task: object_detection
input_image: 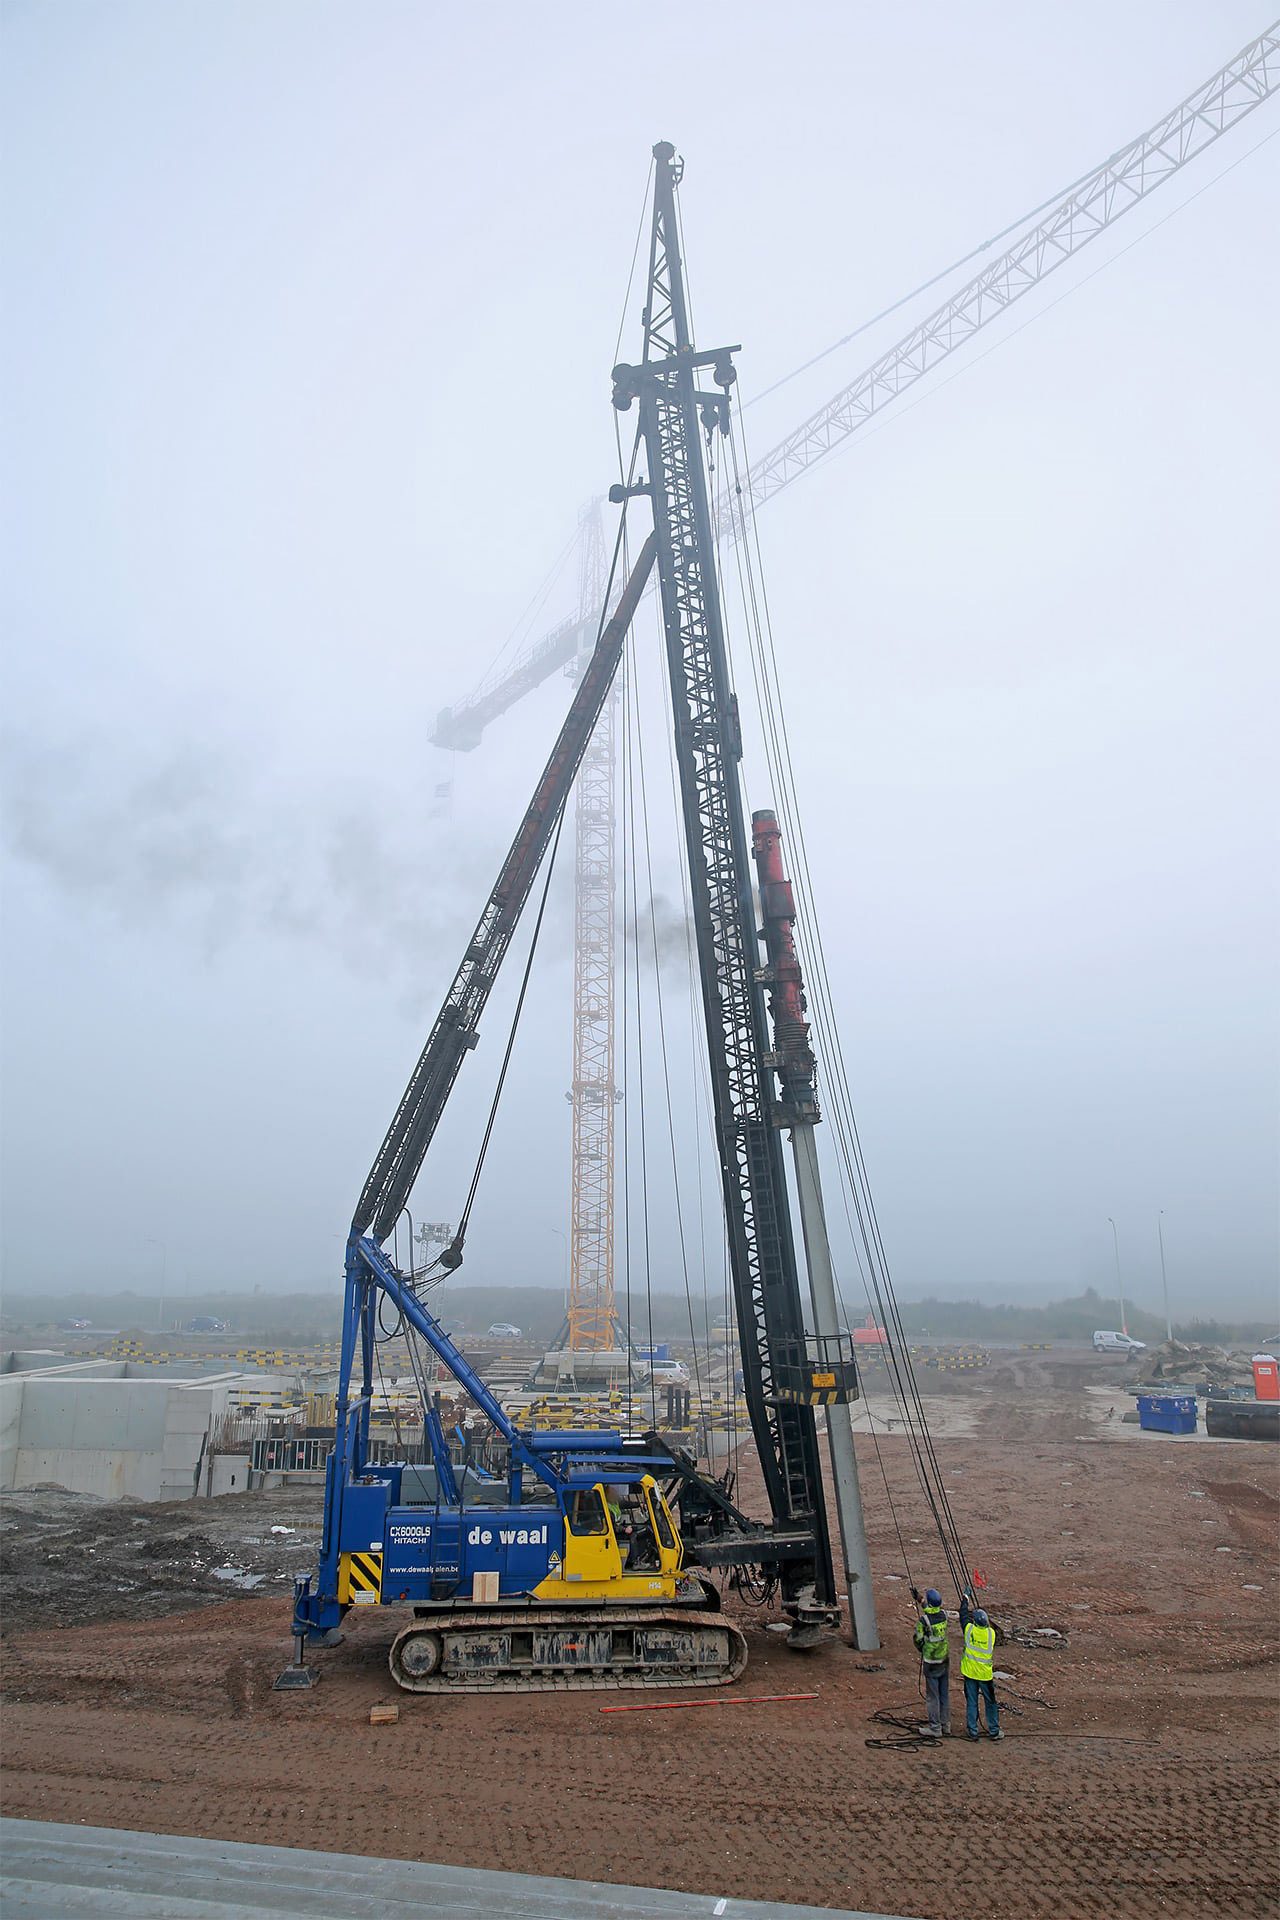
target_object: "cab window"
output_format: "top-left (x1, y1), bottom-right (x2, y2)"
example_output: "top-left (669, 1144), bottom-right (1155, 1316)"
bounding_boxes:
top-left (651, 1492), bottom-right (676, 1552)
top-left (569, 1489), bottom-right (608, 1535)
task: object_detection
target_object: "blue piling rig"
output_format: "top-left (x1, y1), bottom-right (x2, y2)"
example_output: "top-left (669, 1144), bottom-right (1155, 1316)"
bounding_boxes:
top-left (282, 141), bottom-right (843, 1692)
top-left (291, 1236), bottom-right (684, 1639)
top-left (285, 1233), bottom-right (754, 1693)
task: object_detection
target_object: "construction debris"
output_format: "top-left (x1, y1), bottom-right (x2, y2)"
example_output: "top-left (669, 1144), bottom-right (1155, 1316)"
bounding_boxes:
top-left (1135, 1340), bottom-right (1255, 1391)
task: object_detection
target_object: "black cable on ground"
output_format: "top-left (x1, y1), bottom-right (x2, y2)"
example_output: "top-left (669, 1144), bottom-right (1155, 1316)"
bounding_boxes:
top-left (865, 1705), bottom-right (939, 1750)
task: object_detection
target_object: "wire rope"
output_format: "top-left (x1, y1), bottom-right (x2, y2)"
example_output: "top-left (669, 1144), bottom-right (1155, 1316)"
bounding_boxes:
top-left (449, 802), bottom-right (568, 1258)
top-left (744, 122), bottom-right (1280, 494)
top-left (615, 157), bottom-right (657, 368)
top-left (713, 429), bottom-right (900, 1542)
top-left (745, 140), bottom-right (1148, 409)
top-left (460, 523), bottom-right (581, 710)
top-left (627, 615), bottom-right (709, 1433)
top-left (619, 627), bottom-right (636, 1435)
top-left (717, 400), bottom-right (973, 1597)
top-left (730, 425), bottom-right (969, 1595)
top-left (713, 447), bottom-right (925, 1586)
top-left (733, 441), bottom-right (972, 1588)
top-left (702, 123), bottom-right (1280, 1592)
top-left (620, 621), bottom-right (659, 1431)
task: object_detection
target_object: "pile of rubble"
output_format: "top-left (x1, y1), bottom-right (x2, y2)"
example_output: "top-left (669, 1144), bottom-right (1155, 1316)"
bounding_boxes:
top-left (1134, 1340), bottom-right (1255, 1392)
top-left (0, 1484), bottom-right (320, 1633)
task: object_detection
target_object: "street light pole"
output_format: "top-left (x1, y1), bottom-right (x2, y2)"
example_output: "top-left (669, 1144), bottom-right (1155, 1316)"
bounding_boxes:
top-left (1157, 1211), bottom-right (1173, 1344)
top-left (1107, 1217), bottom-right (1127, 1336)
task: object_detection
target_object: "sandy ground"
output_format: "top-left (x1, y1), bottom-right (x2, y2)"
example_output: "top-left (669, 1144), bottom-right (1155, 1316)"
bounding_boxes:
top-left (2, 1350), bottom-right (1277, 1919)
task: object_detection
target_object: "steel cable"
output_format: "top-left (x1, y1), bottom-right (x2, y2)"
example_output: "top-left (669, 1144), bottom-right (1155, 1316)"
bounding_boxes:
top-left (718, 405), bottom-right (973, 1597)
top-left (714, 430), bottom-right (933, 1585)
top-left (626, 615), bottom-right (710, 1430)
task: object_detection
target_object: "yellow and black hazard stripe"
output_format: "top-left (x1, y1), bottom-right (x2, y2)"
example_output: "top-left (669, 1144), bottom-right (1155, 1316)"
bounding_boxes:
top-left (770, 1386), bottom-right (852, 1405)
top-left (338, 1550), bottom-right (384, 1605)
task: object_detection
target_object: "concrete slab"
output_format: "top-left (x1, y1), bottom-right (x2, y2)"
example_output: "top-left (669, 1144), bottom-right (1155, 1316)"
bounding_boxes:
top-left (0, 1820), bottom-right (915, 1919)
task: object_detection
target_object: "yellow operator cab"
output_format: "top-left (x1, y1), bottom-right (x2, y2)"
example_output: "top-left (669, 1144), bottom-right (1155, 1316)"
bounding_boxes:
top-left (533, 1474), bottom-right (685, 1602)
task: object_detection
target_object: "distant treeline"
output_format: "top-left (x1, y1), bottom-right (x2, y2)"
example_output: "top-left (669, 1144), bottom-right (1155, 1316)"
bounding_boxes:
top-left (0, 1284), bottom-right (686, 1346)
top-left (899, 1288), bottom-right (1272, 1346)
top-left (3, 1282), bottom-right (1272, 1349)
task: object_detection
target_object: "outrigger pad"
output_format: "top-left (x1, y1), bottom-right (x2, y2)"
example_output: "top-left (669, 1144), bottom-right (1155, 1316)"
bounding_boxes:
top-left (272, 1664), bottom-right (318, 1691)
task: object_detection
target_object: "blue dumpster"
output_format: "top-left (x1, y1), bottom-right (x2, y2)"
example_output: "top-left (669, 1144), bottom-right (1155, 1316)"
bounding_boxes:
top-left (1136, 1393), bottom-right (1197, 1434)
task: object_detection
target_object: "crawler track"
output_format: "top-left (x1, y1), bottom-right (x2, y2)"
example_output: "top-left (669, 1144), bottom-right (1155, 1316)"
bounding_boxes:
top-left (387, 1605), bottom-right (748, 1692)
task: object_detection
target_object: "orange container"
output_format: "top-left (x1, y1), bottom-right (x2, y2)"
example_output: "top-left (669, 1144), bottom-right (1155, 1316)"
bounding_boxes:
top-left (1251, 1354), bottom-right (1280, 1401)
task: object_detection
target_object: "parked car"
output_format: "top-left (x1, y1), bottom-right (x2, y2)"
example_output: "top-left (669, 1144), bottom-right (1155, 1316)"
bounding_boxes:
top-left (58, 1317), bottom-right (91, 1331)
top-left (1092, 1330), bottom-right (1146, 1353)
top-left (486, 1322), bottom-right (523, 1339)
top-left (185, 1316), bottom-right (230, 1334)
top-left (645, 1357), bottom-right (691, 1387)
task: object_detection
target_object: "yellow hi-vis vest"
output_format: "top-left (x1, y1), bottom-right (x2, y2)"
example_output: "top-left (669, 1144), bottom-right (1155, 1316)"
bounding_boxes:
top-left (961, 1622), bottom-right (995, 1682)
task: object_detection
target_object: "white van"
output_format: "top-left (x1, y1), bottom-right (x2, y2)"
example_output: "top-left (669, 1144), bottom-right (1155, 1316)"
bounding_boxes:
top-left (1092, 1330), bottom-right (1146, 1354)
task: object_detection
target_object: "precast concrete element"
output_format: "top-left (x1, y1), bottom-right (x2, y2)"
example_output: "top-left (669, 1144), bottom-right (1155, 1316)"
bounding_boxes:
top-left (0, 1360), bottom-right (299, 1500)
top-left (0, 1819), bottom-right (918, 1918)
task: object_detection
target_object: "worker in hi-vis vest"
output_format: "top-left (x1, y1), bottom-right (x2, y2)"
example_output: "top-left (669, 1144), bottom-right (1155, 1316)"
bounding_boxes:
top-left (959, 1593), bottom-right (1002, 1741)
top-left (910, 1585), bottom-right (952, 1738)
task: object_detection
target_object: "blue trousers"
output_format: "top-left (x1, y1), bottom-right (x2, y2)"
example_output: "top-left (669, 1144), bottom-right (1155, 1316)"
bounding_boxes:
top-left (924, 1663), bottom-right (950, 1732)
top-left (964, 1675), bottom-right (1000, 1737)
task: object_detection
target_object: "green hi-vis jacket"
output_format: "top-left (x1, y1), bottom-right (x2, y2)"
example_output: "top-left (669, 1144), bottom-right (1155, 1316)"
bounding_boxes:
top-left (913, 1605), bottom-right (950, 1666)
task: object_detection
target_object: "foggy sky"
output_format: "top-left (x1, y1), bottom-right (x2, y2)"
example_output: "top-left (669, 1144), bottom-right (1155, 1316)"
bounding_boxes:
top-left (2, 2), bottom-right (1277, 1320)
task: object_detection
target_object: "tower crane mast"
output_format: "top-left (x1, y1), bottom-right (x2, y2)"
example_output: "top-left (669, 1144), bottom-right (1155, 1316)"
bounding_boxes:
top-left (563, 503), bottom-right (624, 1358)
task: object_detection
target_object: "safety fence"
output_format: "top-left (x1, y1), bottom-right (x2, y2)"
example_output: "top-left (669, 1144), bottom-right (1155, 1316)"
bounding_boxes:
top-left (913, 1349), bottom-right (992, 1372)
top-left (505, 1390), bottom-right (751, 1433)
top-left (93, 1340), bottom-right (342, 1368)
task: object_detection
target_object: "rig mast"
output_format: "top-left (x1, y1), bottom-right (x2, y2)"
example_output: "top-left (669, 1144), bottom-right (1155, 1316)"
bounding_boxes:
top-left (613, 142), bottom-right (838, 1624)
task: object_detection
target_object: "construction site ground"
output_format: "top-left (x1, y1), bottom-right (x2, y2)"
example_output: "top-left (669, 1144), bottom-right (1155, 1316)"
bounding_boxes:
top-left (2, 1345), bottom-right (1277, 1919)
